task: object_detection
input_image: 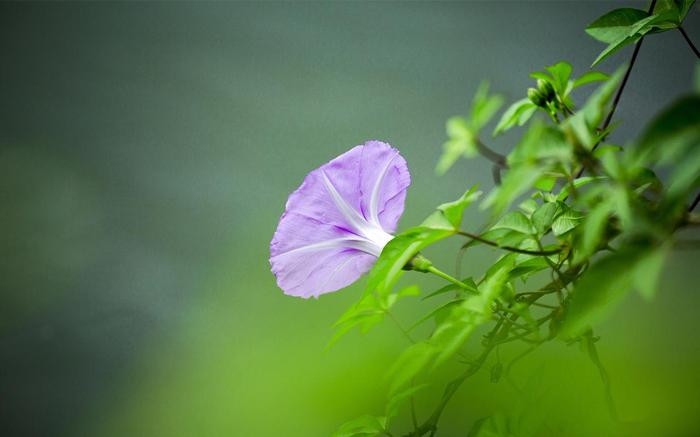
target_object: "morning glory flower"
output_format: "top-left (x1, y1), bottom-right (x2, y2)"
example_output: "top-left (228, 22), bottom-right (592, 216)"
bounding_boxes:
top-left (270, 140), bottom-right (411, 298)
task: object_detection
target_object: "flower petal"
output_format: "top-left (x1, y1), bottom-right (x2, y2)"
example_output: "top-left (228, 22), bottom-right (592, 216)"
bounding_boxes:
top-left (359, 140), bottom-right (411, 233)
top-left (270, 141), bottom-right (411, 298)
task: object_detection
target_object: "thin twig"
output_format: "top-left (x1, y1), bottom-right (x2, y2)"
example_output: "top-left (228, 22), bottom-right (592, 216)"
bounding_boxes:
top-left (678, 26), bottom-right (700, 58)
top-left (576, 0), bottom-right (656, 178)
top-left (690, 192), bottom-right (700, 212)
top-left (458, 230), bottom-right (562, 256)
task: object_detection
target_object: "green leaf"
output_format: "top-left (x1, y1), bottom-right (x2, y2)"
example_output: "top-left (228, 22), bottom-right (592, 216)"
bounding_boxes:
top-left (573, 200), bottom-right (612, 264)
top-left (638, 95), bottom-right (700, 165)
top-left (590, 13), bottom-right (660, 66)
top-left (331, 227), bottom-right (453, 346)
top-left (470, 81), bottom-right (504, 131)
top-left (531, 201), bottom-right (560, 234)
top-left (491, 211), bottom-right (534, 235)
top-left (586, 8), bottom-right (648, 43)
top-left (633, 243), bottom-right (670, 301)
top-left (365, 227), bottom-right (454, 297)
top-left (654, 0), bottom-right (697, 24)
top-left (437, 117), bottom-right (478, 175)
top-left (332, 414), bottom-right (386, 437)
top-left (385, 384), bottom-right (429, 423)
top-left (577, 66), bottom-right (625, 133)
top-left (430, 264), bottom-right (509, 367)
top-left (556, 176), bottom-right (606, 201)
top-left (386, 285), bottom-right (421, 308)
top-left (551, 203), bottom-right (584, 236)
top-left (424, 186), bottom-right (481, 230)
top-left (560, 243), bottom-right (651, 338)
top-left (572, 71), bottom-right (609, 89)
top-left (545, 61), bottom-right (573, 94)
top-left (482, 164), bottom-right (541, 216)
top-left (408, 298), bottom-right (464, 333)
top-left (508, 257), bottom-right (551, 282)
top-left (388, 341), bottom-right (436, 394)
top-left (468, 413), bottom-right (511, 437)
top-left (492, 98), bottom-right (537, 136)
top-left (508, 121), bottom-right (571, 164)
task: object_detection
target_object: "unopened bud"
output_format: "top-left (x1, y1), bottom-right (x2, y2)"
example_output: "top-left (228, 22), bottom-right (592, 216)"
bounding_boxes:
top-left (527, 88), bottom-right (546, 107)
top-left (403, 253), bottom-right (433, 272)
top-left (537, 79), bottom-right (556, 100)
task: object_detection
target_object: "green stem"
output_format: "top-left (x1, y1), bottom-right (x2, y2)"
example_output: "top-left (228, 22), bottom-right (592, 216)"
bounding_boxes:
top-left (476, 139), bottom-right (508, 168)
top-left (426, 265), bottom-right (476, 294)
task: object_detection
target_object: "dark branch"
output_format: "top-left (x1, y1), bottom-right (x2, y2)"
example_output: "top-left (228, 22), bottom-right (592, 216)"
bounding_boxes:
top-left (576, 0), bottom-right (656, 178)
top-left (679, 26), bottom-right (700, 58)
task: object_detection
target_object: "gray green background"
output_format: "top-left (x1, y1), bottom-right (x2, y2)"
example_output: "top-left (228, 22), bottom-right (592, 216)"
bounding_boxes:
top-left (1, 1), bottom-right (698, 436)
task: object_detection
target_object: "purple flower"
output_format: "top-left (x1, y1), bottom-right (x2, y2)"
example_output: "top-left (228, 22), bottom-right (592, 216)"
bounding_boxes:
top-left (270, 141), bottom-right (411, 298)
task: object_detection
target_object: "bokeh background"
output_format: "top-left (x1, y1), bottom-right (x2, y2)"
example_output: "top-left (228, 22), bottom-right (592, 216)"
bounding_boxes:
top-left (1, 1), bottom-right (698, 436)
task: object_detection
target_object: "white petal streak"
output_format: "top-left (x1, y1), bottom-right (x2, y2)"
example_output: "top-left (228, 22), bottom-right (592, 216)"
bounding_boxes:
top-left (320, 170), bottom-right (369, 235)
top-left (271, 236), bottom-right (384, 259)
top-left (368, 150), bottom-right (398, 227)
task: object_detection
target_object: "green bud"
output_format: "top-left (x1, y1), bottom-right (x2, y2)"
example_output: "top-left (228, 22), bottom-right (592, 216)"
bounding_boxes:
top-left (527, 87), bottom-right (546, 107)
top-left (537, 79), bottom-right (556, 100)
top-left (403, 253), bottom-right (433, 272)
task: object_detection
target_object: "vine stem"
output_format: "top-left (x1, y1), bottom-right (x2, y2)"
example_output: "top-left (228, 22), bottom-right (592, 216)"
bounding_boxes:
top-left (678, 26), bottom-right (700, 58)
top-left (476, 139), bottom-right (508, 168)
top-left (457, 230), bottom-right (561, 256)
top-left (404, 289), bottom-right (552, 437)
top-left (576, 0), bottom-right (656, 178)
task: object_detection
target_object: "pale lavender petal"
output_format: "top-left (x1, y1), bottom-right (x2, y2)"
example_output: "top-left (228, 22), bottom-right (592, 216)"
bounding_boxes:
top-left (270, 141), bottom-right (411, 298)
top-left (359, 140), bottom-right (411, 232)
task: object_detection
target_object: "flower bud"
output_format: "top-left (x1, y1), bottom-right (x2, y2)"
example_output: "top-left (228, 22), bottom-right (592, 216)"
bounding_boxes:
top-left (527, 87), bottom-right (546, 107)
top-left (537, 79), bottom-right (556, 100)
